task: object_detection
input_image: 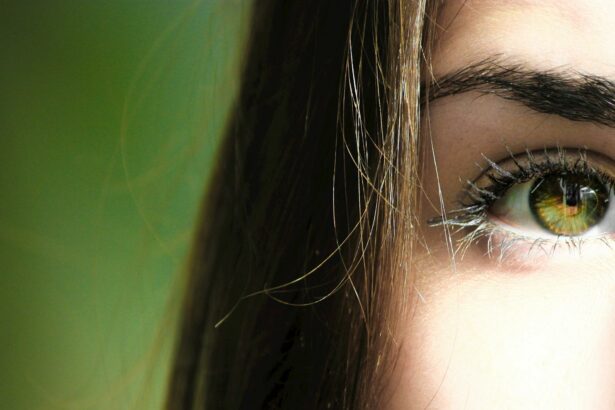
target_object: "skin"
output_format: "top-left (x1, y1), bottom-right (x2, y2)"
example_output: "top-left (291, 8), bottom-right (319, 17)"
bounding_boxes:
top-left (389, 1), bottom-right (615, 408)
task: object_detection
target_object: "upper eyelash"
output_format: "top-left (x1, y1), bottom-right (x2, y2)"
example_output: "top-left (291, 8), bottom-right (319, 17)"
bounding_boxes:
top-left (427, 147), bottom-right (615, 260)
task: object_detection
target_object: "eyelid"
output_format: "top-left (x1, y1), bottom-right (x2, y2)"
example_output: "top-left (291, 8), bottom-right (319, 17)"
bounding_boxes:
top-left (427, 147), bottom-right (615, 261)
top-left (470, 148), bottom-right (615, 200)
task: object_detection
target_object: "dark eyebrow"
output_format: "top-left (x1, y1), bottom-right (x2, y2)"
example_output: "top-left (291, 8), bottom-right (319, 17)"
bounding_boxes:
top-left (425, 58), bottom-right (615, 128)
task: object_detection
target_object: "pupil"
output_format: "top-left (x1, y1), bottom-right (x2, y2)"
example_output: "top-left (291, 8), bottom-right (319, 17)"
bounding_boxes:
top-left (529, 173), bottom-right (609, 236)
top-left (563, 183), bottom-right (580, 207)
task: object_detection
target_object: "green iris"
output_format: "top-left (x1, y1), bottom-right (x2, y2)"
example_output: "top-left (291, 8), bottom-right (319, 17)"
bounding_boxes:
top-left (529, 173), bottom-right (609, 236)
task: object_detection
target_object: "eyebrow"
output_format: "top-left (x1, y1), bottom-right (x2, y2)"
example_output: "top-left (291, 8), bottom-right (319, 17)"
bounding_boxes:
top-left (425, 58), bottom-right (615, 128)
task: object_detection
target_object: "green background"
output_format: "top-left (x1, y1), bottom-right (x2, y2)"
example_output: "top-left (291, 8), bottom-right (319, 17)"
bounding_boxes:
top-left (0, 1), bottom-right (249, 408)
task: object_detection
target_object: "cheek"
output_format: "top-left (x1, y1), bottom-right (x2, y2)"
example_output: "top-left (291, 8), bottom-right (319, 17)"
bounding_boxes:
top-left (386, 253), bottom-right (615, 409)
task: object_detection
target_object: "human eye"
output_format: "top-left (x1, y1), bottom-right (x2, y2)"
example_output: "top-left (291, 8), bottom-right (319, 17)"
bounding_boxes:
top-left (428, 148), bottom-right (615, 259)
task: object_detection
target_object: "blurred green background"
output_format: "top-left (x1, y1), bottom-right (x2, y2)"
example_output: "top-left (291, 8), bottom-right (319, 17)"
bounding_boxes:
top-left (0, 1), bottom-right (250, 408)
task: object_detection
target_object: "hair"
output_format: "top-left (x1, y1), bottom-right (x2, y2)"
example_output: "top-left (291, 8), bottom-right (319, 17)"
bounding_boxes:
top-left (166, 1), bottom-right (441, 408)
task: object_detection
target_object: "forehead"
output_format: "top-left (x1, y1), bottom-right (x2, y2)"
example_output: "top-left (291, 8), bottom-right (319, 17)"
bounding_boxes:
top-left (432, 0), bottom-right (615, 76)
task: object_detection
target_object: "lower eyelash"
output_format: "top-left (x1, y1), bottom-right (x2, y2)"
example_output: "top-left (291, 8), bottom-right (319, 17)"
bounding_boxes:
top-left (441, 216), bottom-right (609, 262)
top-left (427, 147), bottom-right (615, 261)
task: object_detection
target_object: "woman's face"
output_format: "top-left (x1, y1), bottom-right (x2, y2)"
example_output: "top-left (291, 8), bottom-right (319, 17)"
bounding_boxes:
top-left (391, 1), bottom-right (615, 407)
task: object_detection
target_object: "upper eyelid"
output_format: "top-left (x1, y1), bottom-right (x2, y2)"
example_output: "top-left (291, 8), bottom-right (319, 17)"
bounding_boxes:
top-left (449, 148), bottom-right (612, 218)
top-left (428, 148), bottom-right (615, 222)
top-left (472, 147), bottom-right (593, 189)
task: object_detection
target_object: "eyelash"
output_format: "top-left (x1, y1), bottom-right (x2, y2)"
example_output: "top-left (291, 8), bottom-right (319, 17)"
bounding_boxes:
top-left (428, 147), bottom-right (615, 260)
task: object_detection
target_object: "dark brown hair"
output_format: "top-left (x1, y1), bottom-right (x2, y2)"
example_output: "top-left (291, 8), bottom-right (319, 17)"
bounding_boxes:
top-left (166, 1), bottom-right (438, 408)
